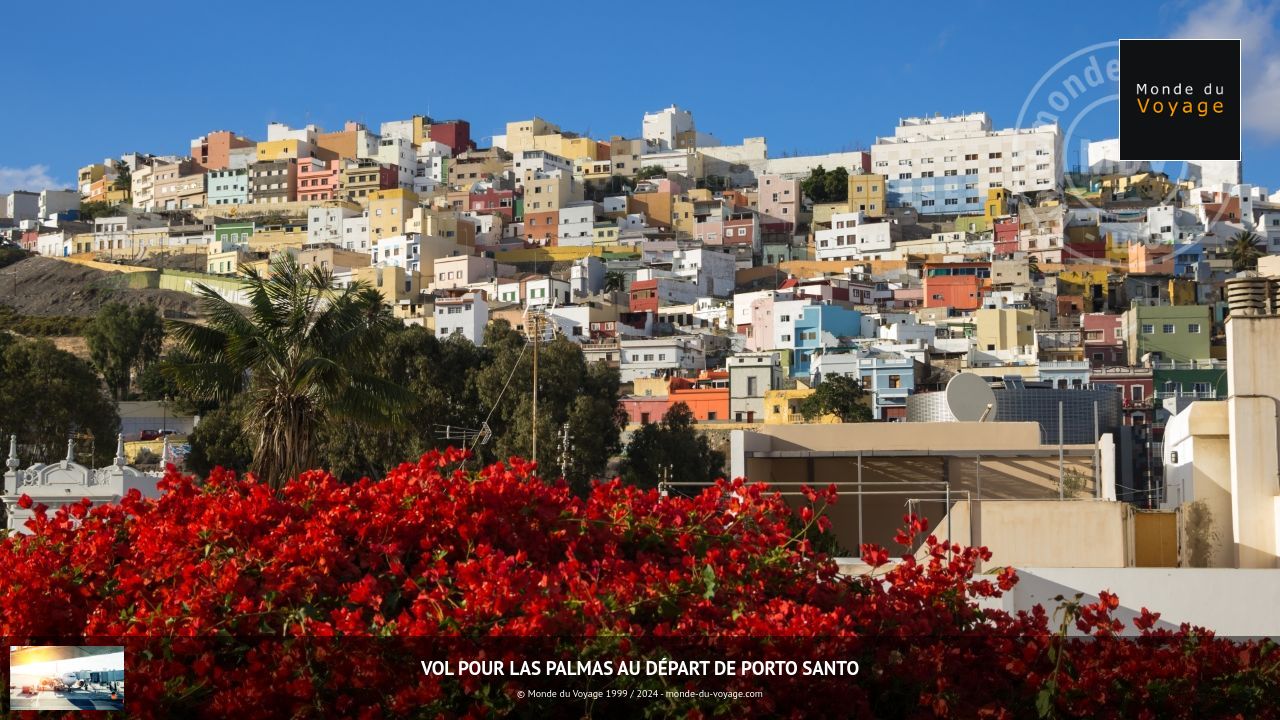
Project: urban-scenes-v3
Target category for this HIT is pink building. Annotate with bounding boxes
[297,159,339,202]
[757,174,800,232]
[745,296,776,351]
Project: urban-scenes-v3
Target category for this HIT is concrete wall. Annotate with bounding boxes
[932,499,1136,568]
[1162,401,1234,567]
[991,567,1280,636]
[1226,314,1280,567]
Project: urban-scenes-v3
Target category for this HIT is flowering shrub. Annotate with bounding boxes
[0,449,1277,718]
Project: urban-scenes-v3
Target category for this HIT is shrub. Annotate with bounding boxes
[0,452,1276,718]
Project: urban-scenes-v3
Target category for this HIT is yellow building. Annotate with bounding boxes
[593,223,620,245]
[368,188,419,241]
[846,173,886,217]
[763,384,840,425]
[248,223,308,254]
[78,163,109,196]
[1056,266,1110,296]
[504,118,562,156]
[974,308,1043,352]
[354,264,424,306]
[1099,172,1174,202]
[256,139,312,162]
[984,188,1012,220]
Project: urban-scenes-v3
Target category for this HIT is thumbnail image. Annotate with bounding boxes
[8,645,125,712]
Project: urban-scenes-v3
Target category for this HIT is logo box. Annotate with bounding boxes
[1119,39,1241,161]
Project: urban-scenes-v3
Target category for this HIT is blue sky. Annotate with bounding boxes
[3,0,1278,193]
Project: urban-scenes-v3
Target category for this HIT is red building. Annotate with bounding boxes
[429,120,472,156]
[629,279,659,313]
[1082,313,1126,367]
[922,262,989,311]
[470,188,516,220]
[993,216,1019,255]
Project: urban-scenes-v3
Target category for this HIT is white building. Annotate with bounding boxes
[434,292,489,344]
[374,234,423,272]
[557,202,597,246]
[728,351,783,422]
[619,335,707,382]
[4,191,38,222]
[1085,139,1150,176]
[432,254,498,291]
[871,113,1061,215]
[341,212,371,253]
[1,436,160,535]
[642,105,697,151]
[672,247,736,298]
[308,204,362,246]
[814,215,899,261]
[38,189,79,219]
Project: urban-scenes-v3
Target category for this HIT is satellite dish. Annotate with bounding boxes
[945,373,997,422]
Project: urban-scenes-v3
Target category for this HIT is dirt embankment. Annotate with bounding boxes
[0,257,203,318]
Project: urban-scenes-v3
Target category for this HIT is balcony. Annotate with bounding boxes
[1151,359,1225,371]
[1153,388,1219,400]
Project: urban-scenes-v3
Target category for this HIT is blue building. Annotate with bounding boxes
[810,350,917,420]
[792,304,863,377]
[885,173,983,214]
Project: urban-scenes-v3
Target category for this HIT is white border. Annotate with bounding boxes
[1118,38,1243,162]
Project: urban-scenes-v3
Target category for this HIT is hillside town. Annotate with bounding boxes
[3,104,1280,582]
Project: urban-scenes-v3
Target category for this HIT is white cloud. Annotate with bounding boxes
[1172,0,1280,139]
[0,164,66,194]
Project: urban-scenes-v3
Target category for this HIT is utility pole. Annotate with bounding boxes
[530,309,541,467]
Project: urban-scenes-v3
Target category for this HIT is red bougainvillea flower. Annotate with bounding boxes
[0,449,1275,719]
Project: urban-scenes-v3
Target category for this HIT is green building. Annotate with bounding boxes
[1123,305,1212,365]
[213,221,255,248]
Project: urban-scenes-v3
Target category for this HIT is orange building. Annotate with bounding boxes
[922,261,989,310]
[191,130,255,170]
[524,210,559,245]
[1128,242,1176,274]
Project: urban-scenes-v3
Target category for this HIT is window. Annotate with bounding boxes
[1132,386,1144,402]
[944,169,957,176]
[707,412,717,421]
[989,167,1002,174]
[1188,323,1202,333]
[1162,324,1175,334]
[965,168,978,175]
[921,199,935,207]
[988,152,1002,159]
[1194,382,1211,395]
[1141,324,1154,334]
[920,171,934,178]
[944,198,958,205]
[898,173,911,180]
[964,154,978,161]
[1114,327,1124,339]
[888,374,901,388]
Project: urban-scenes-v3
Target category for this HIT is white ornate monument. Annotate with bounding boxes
[1,434,161,534]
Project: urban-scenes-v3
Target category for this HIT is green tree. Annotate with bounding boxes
[620,402,724,490]
[801,165,850,204]
[112,160,132,192]
[0,333,119,465]
[85,302,165,400]
[797,374,873,423]
[318,326,485,481]
[471,320,624,493]
[165,254,409,488]
[603,271,626,294]
[184,399,254,476]
[635,165,668,181]
[1227,230,1265,271]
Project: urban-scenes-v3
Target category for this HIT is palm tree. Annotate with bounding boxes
[1227,230,1265,272]
[165,254,409,488]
